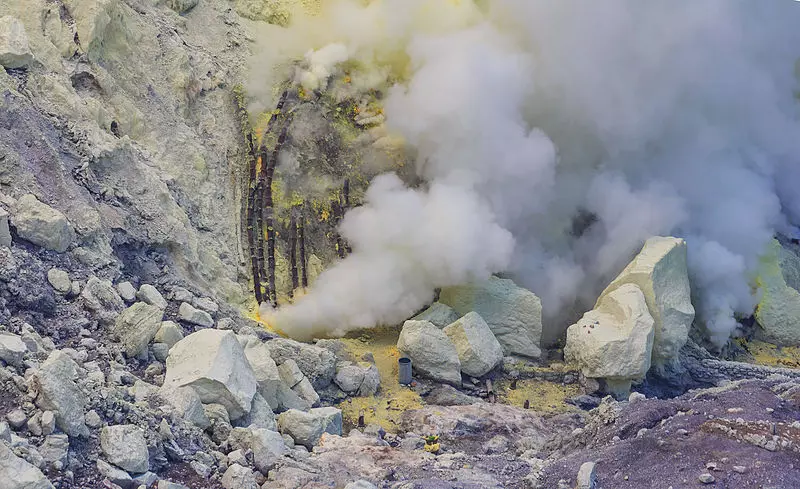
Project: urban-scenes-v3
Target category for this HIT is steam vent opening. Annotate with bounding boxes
[3,0,800,487]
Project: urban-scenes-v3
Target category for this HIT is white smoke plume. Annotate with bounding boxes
[254,0,800,344]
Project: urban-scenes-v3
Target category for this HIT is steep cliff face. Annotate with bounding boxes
[1,0,257,303]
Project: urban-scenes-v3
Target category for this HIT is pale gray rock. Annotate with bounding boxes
[11,194,74,252]
[0,16,34,69]
[0,421,10,442]
[0,442,54,489]
[133,472,159,487]
[116,281,137,302]
[264,338,336,390]
[277,407,342,449]
[97,459,133,487]
[277,359,304,387]
[443,312,504,377]
[236,392,277,431]
[154,321,184,348]
[84,410,103,429]
[47,269,72,294]
[345,481,378,489]
[334,365,365,394]
[33,350,89,437]
[412,302,460,328]
[100,425,149,474]
[159,386,210,429]
[0,332,27,367]
[241,340,283,410]
[40,411,55,435]
[158,481,190,489]
[39,434,69,466]
[292,377,320,407]
[81,277,125,325]
[137,284,167,310]
[577,461,597,489]
[7,409,27,429]
[597,236,694,362]
[113,302,164,357]
[0,208,10,247]
[170,287,194,303]
[439,276,543,358]
[397,320,461,386]
[193,297,219,314]
[178,302,214,327]
[163,329,257,420]
[222,463,258,489]
[250,428,287,474]
[152,343,170,362]
[565,283,655,395]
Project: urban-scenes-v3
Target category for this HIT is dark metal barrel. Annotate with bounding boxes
[398,357,412,385]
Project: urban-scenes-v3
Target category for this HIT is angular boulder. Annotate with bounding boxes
[11,194,74,253]
[236,393,277,431]
[163,329,257,420]
[0,16,34,69]
[412,302,460,328]
[597,236,694,363]
[277,407,342,449]
[0,332,27,367]
[100,425,149,474]
[443,312,504,377]
[0,442,54,489]
[264,338,336,390]
[47,269,72,295]
[81,277,125,326]
[159,386,210,429]
[397,320,461,386]
[439,276,542,358]
[250,428,287,473]
[0,208,10,247]
[221,464,258,489]
[137,284,168,309]
[33,350,89,438]
[755,239,800,346]
[154,321,184,348]
[241,339,283,410]
[564,283,655,395]
[178,302,213,327]
[113,302,164,357]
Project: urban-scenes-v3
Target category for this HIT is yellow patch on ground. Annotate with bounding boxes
[495,378,582,416]
[336,326,423,433]
[734,338,800,369]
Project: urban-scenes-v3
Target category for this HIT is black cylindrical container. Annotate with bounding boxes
[398,357,412,385]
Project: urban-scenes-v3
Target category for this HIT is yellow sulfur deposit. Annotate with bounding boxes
[495,378,582,416]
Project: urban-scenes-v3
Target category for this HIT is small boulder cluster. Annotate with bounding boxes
[398,276,543,385]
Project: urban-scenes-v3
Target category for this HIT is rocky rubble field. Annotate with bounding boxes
[2,1,800,489]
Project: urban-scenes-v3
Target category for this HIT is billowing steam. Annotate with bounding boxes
[251,0,800,344]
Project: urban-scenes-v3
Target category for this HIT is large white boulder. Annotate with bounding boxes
[32,350,89,438]
[397,320,461,386]
[564,283,655,395]
[443,312,504,377]
[277,407,342,449]
[0,442,54,489]
[250,428,286,473]
[163,330,257,420]
[755,239,800,346]
[0,16,34,69]
[597,236,694,364]
[113,302,164,357]
[439,276,542,358]
[11,194,74,253]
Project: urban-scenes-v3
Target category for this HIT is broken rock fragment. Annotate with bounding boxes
[397,320,461,386]
[565,283,655,395]
[443,311,504,377]
[163,329,257,420]
[439,276,543,358]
